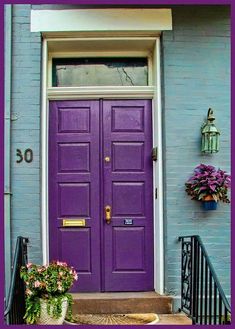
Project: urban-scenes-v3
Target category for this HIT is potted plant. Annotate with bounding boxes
[20,261,78,324]
[185,164,231,210]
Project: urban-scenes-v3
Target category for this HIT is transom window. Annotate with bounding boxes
[52,57,148,87]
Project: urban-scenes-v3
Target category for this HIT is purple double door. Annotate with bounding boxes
[49,99,154,292]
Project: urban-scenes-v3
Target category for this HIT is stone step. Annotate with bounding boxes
[158,313,192,325]
[71,292,173,314]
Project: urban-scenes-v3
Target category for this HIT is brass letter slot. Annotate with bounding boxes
[62,219,86,227]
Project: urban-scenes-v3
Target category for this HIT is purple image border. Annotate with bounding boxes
[0,0,233,328]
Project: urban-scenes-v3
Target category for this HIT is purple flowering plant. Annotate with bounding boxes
[185,164,231,203]
[20,261,78,324]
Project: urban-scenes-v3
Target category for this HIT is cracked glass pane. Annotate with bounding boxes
[52,58,148,86]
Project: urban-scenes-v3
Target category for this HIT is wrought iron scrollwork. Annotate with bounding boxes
[4,237,29,324]
[178,235,231,325]
[181,241,192,313]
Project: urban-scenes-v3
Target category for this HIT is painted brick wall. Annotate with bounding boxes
[11,4,42,263]
[161,5,231,302]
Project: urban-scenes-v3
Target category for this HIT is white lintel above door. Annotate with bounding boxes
[31,8,172,34]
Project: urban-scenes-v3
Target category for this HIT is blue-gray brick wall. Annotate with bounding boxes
[161,5,230,301]
[11,4,42,263]
[9,4,230,300]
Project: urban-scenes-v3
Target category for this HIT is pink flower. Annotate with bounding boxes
[70,269,78,280]
[57,281,63,291]
[37,267,44,273]
[26,263,32,268]
[26,288,33,296]
[56,261,67,267]
[34,280,41,288]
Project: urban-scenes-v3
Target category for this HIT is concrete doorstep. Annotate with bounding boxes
[70,292,192,325]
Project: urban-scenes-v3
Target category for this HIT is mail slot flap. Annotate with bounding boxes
[62,219,86,227]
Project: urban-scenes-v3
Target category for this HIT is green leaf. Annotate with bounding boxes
[198,192,207,200]
[212,194,218,202]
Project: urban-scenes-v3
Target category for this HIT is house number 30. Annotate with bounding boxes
[16,149,33,163]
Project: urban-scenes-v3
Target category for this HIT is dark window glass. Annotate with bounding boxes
[52,58,148,87]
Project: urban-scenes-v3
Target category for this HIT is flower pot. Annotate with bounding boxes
[202,200,217,210]
[37,297,68,325]
[203,195,214,201]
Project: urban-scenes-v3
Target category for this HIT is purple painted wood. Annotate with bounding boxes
[49,99,154,292]
[49,100,101,292]
[103,100,154,291]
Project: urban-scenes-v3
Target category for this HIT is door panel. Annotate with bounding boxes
[58,228,92,272]
[112,182,145,216]
[112,142,144,171]
[58,143,90,172]
[49,99,153,292]
[113,227,145,270]
[103,100,154,291]
[49,100,101,292]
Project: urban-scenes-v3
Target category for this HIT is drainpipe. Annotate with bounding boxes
[4,4,12,299]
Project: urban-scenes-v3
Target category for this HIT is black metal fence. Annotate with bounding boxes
[4,236,29,324]
[178,235,231,325]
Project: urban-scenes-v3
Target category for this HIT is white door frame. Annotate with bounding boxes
[41,36,164,294]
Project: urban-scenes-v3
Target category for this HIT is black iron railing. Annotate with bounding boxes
[4,236,29,324]
[178,235,231,325]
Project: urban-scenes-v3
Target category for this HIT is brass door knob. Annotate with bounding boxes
[105,205,111,224]
[104,156,111,163]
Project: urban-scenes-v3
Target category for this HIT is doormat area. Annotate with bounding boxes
[64,313,159,325]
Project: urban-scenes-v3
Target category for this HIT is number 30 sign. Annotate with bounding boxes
[16,149,33,163]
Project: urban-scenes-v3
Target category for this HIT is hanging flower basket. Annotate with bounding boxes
[185,164,231,211]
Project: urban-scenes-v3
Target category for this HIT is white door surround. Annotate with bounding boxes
[35,8,172,295]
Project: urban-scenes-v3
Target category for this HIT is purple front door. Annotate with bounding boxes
[49,99,153,292]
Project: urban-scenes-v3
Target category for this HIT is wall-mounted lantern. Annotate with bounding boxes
[201,108,220,153]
